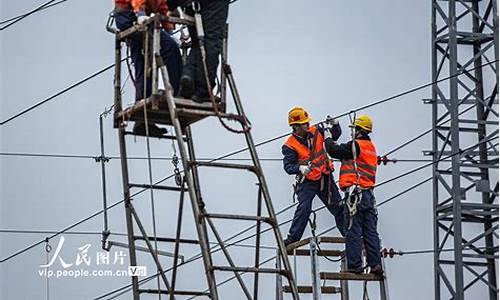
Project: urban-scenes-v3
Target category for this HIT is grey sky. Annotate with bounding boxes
[1,0,493,299]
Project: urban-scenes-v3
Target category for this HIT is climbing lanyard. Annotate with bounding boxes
[291,127,320,201]
[346,112,361,229]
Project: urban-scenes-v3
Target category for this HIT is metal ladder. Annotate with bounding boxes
[110,13,300,299]
[277,236,389,300]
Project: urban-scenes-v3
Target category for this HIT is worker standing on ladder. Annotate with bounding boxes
[169,0,230,103]
[114,0,182,136]
[324,114,383,275]
[282,107,345,246]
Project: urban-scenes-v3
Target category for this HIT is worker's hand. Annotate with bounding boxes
[299,165,312,176]
[323,129,332,139]
[325,116,341,141]
[325,115,339,127]
[136,11,150,25]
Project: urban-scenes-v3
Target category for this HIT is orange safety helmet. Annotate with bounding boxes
[288,106,311,126]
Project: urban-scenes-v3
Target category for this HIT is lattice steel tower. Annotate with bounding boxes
[430,0,498,299]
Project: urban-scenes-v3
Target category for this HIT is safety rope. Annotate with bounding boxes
[192,1,251,134]
[307,212,344,263]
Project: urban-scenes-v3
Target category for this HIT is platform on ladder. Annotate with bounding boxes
[281,236,345,296]
[115,93,226,128]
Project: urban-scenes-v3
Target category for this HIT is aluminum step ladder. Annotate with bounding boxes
[110,13,300,299]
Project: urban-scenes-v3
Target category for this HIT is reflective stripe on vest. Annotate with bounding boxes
[339,139,377,190]
[284,126,334,181]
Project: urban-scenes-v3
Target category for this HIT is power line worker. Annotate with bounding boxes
[169,0,230,103]
[282,107,345,246]
[324,114,383,275]
[114,0,182,136]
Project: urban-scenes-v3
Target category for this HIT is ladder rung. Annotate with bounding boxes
[320,272,384,281]
[139,289,209,296]
[189,160,257,172]
[319,236,346,243]
[204,213,275,224]
[287,249,344,257]
[212,266,287,275]
[283,285,341,294]
[164,15,195,26]
[287,236,346,250]
[134,235,199,244]
[129,183,186,192]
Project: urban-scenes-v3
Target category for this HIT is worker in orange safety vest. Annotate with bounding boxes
[282,107,346,246]
[324,114,383,275]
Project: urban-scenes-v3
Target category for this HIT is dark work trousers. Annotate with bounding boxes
[344,189,382,269]
[115,9,182,100]
[184,0,229,98]
[287,175,345,242]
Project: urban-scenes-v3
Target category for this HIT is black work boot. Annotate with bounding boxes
[179,75,194,99]
[283,238,295,247]
[133,122,168,138]
[369,264,383,275]
[191,94,211,103]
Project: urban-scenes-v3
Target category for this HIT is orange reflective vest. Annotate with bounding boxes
[284,126,334,181]
[115,0,174,31]
[116,0,168,14]
[339,139,377,190]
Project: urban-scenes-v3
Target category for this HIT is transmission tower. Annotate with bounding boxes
[429,0,498,299]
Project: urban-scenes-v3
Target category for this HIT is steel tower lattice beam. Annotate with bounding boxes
[431,0,499,299]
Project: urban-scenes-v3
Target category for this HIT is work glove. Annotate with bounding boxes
[136,11,150,25]
[325,116,341,141]
[299,165,312,176]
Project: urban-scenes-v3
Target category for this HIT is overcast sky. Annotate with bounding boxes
[1,0,496,299]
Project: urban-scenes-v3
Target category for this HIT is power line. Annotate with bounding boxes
[383,99,486,157]
[0,60,124,125]
[0,0,68,30]
[0,229,127,237]
[376,136,498,188]
[180,60,498,163]
[0,151,453,163]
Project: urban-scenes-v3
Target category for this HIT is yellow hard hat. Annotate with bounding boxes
[288,106,311,126]
[350,114,373,133]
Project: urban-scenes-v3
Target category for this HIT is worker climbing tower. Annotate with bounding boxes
[108,8,300,300]
[430,0,498,299]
